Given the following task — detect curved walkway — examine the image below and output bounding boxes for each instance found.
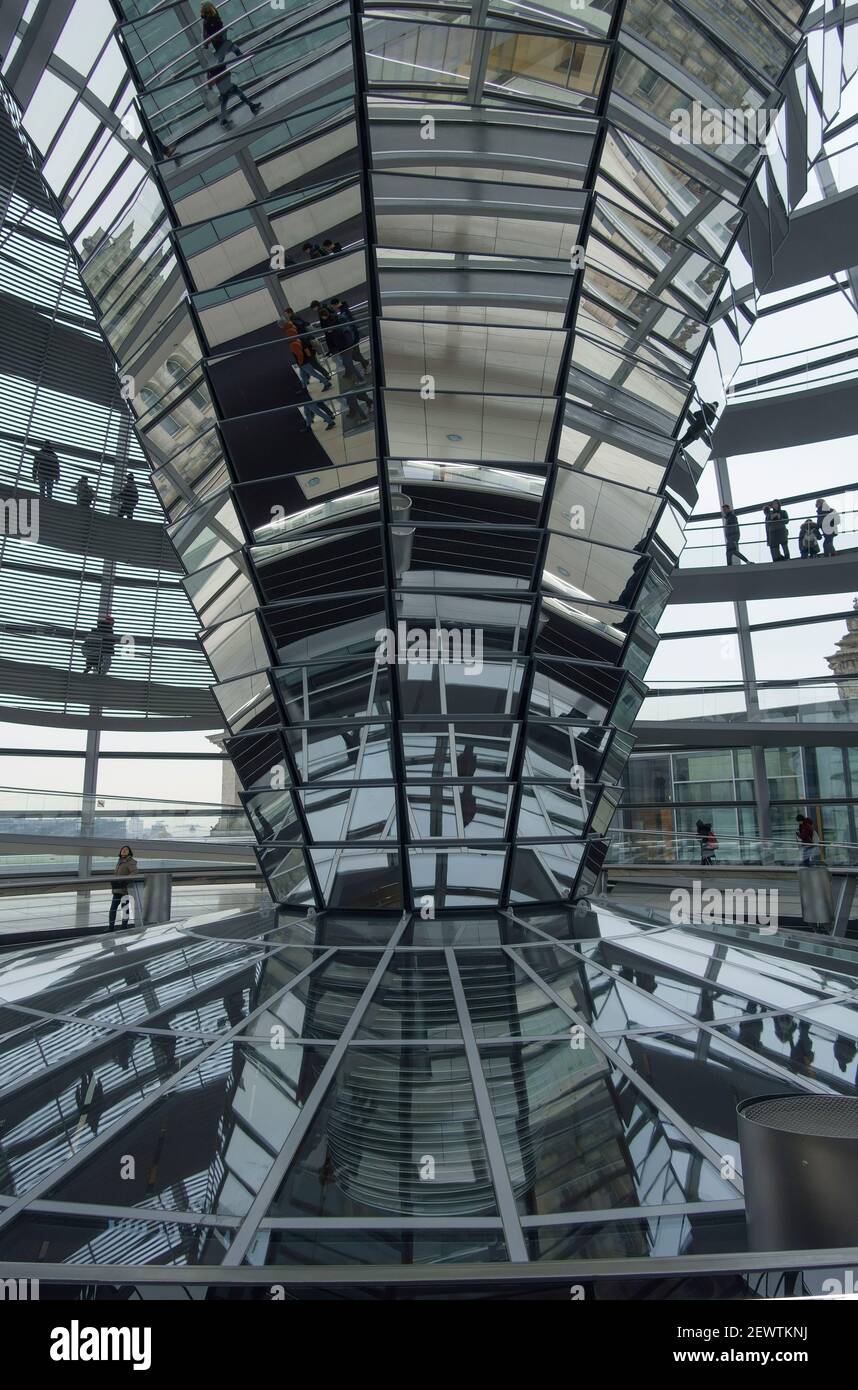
[634,719,853,748]
[671,548,858,602]
[2,488,182,569]
[712,373,858,456]
[0,657,216,729]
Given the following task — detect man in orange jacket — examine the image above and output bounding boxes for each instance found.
[282,310,331,391]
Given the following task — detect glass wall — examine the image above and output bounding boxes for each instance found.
[617,745,858,863]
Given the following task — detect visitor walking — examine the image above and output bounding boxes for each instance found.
[721,504,752,565]
[764,501,790,561]
[294,375,336,431]
[208,60,261,129]
[702,825,718,865]
[816,498,839,556]
[82,615,116,675]
[33,441,60,500]
[201,2,243,60]
[282,310,331,390]
[798,517,821,559]
[117,471,138,520]
[108,844,139,929]
[678,400,717,448]
[76,476,96,509]
[796,814,820,866]
[329,297,369,370]
[696,819,708,866]
[318,305,366,383]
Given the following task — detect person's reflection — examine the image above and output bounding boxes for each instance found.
[224,990,246,1029]
[790,1020,815,1074]
[333,308,367,384]
[342,727,361,753]
[330,297,369,372]
[282,309,332,391]
[773,1013,796,1046]
[113,1033,135,1071]
[461,787,477,828]
[75,1070,107,1135]
[738,1002,764,1052]
[155,1033,179,1069]
[295,376,335,431]
[697,986,715,1024]
[319,1145,336,1189]
[343,388,371,425]
[458,743,477,778]
[614,541,649,612]
[833,1035,857,1074]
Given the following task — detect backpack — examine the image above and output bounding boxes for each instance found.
[797,819,814,844]
[705,832,718,850]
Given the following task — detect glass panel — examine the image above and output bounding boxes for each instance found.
[0,1213,234,1266]
[248,1227,507,1265]
[0,1032,202,1199]
[49,1044,329,1216]
[479,1040,738,1214]
[269,1045,498,1218]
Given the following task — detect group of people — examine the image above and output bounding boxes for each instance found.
[695,814,822,866]
[302,241,343,259]
[281,299,372,431]
[721,498,839,565]
[31,444,140,519]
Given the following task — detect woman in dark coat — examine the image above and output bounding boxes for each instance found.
[109,844,139,929]
[201,2,243,60]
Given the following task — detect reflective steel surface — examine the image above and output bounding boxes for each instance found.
[0,900,855,1270]
[65,0,808,910]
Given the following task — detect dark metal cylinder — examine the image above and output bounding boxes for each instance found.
[737,1094,858,1251]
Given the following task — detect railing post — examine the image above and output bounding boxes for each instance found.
[831,873,857,938]
[130,880,146,928]
[142,872,172,926]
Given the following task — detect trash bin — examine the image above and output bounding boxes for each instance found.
[798,864,834,927]
[142,872,172,926]
[737,1094,858,1250]
[390,494,414,574]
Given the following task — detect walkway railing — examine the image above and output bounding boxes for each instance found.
[638,678,853,724]
[0,867,265,943]
[606,828,858,868]
[679,511,857,568]
[0,787,250,854]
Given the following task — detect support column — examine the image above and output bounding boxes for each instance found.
[713,457,773,861]
[76,723,101,928]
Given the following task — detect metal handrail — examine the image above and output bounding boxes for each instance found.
[605,828,858,871]
[0,868,260,894]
